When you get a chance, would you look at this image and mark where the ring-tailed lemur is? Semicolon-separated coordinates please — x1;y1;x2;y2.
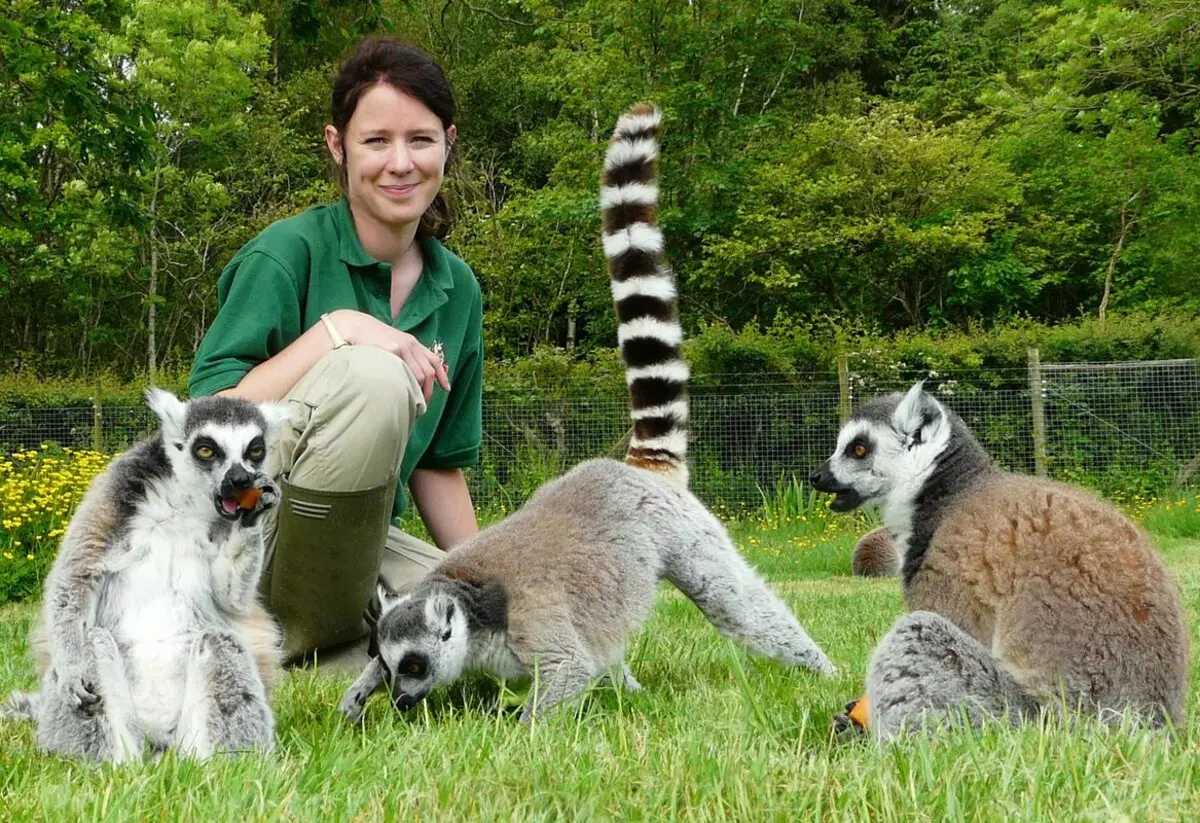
852;526;899;577
810;382;1189;740
339;103;835;724
2;390;289;762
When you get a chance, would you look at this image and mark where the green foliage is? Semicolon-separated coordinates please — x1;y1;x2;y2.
701;101;1025;329
2;0;1199;379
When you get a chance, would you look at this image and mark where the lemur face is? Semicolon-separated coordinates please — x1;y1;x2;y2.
809;382;949;512
146;390;290;519
373;586;470;711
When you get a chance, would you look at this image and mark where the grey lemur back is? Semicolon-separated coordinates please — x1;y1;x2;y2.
339;104;834;724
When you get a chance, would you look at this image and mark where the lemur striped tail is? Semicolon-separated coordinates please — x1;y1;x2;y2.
602;103;689;488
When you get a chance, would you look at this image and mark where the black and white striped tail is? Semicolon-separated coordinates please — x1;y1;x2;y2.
602;103;689;488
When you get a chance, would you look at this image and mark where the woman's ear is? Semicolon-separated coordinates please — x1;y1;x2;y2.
324;124;344;166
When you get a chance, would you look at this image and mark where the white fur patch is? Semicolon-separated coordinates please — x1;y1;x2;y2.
625;360;690;385
613;109;661;138
631;429;688;455
882;420;951;561
146;388;187;443
602;223;664;258
600;182;658;210
257;401;293;433
103;478;231;743
604;137;659;172
610;273;677;303
467;632;527;681
618;317;683;348
630;399;689;422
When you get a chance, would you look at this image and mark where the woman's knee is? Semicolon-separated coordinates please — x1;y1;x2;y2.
308;347;425;439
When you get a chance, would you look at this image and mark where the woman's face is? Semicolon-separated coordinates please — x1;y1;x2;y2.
325;82;455;236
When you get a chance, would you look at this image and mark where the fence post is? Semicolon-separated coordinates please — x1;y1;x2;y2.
91;380;103;453
1027;347;1047;477
837;354;852;424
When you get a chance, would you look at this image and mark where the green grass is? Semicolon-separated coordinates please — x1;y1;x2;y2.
2;526;1199;821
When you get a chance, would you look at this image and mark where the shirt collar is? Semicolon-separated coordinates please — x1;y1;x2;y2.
334;198;382;268
334;198;455;293
416;234;455;293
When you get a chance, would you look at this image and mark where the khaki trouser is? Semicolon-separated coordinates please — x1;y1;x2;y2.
258;346;445;662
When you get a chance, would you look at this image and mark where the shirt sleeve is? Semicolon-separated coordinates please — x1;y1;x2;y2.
188;250;304;397
418;281;483;469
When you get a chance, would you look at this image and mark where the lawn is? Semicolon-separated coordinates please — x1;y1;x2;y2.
1;509;1199;820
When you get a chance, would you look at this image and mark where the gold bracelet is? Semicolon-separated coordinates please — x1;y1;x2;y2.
320;313;350;350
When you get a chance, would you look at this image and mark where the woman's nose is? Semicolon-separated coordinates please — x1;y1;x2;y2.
387;143;415;173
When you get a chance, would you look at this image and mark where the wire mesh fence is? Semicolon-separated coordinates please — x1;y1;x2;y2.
2;357;1198;513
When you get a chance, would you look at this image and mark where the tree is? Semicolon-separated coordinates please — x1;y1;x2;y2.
700;102;1024;329
0;0;153;372
114;0;271;379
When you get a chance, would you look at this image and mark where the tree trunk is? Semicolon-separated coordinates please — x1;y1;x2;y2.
147;156;162;384
1099;190;1138;327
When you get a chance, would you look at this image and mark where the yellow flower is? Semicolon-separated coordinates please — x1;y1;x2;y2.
25;554;33;560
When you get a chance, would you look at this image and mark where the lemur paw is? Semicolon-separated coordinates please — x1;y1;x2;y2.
831;697;869;741
338;683;372;725
240;475;279;527
255;474;280;509
57;671;101;714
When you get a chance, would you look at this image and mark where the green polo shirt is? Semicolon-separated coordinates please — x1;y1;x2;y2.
188;198;483;518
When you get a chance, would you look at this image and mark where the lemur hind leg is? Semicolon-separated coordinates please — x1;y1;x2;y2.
867;611;1040;742
597;661;643;693
37;627;141;763
175;631;274;758
661;521;836;675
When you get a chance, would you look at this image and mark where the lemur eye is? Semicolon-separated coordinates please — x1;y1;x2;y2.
853;443;869;459
248;445;265;460
398;653;427;678
195;445;215;459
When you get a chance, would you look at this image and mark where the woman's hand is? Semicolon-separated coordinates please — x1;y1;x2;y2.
331;309;450;404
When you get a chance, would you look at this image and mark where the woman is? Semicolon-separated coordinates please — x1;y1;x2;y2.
188;35;482;668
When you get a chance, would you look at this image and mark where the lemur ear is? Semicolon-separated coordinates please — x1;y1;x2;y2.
257;401;293;434
146;388;187;443
376;581;407;615
892;381;945;450
430;592;457;626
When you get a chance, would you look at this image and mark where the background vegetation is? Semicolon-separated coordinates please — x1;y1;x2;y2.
3;1;1199;381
